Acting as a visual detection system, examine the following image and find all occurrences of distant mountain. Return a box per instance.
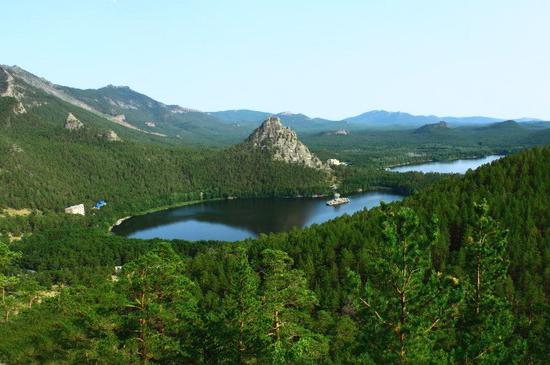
[345,110,502,128]
[414,121,451,134]
[515,117,542,122]
[58,84,250,144]
[479,120,523,131]
[212,109,342,134]
[3,64,544,143]
[345,110,437,127]
[0,64,250,145]
[521,121,550,129]
[245,116,327,170]
[209,110,272,124]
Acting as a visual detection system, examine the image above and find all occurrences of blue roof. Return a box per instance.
[94,200,107,208]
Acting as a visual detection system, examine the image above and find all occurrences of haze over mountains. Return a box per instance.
[1,64,546,146]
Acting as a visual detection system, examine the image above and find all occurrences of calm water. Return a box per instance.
[113,192,403,242]
[389,155,503,174]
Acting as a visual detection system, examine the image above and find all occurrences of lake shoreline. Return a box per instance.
[108,197,226,233]
[384,153,506,170]
[111,191,405,241]
[387,155,504,174]
[108,187,399,234]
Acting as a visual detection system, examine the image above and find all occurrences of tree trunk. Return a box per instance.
[274,310,281,341]
[476,253,481,315]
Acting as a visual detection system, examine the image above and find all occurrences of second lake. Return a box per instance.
[388,155,503,174]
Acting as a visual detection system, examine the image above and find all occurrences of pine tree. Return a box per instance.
[356,207,460,364]
[115,243,201,364]
[220,247,266,363]
[0,240,21,322]
[457,200,526,364]
[259,249,329,364]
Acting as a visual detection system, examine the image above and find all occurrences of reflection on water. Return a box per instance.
[113,192,403,242]
[389,155,503,174]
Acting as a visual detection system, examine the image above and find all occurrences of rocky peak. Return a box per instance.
[64,113,84,130]
[246,116,327,169]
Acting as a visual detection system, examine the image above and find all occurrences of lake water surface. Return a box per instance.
[388,155,503,174]
[113,192,403,242]
[114,155,503,242]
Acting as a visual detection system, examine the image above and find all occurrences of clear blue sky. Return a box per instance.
[2,0,549,120]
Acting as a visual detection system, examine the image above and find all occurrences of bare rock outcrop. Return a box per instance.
[104,130,122,142]
[246,116,327,170]
[64,113,84,130]
[1,66,27,114]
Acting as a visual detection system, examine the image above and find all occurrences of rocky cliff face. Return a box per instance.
[246,116,327,169]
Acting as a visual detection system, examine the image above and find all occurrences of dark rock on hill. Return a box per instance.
[414,121,450,134]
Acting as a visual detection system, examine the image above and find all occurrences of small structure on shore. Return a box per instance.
[65,204,85,216]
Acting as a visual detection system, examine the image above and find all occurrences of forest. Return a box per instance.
[1,146,548,364]
[1,68,549,363]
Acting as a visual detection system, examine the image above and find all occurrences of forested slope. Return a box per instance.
[1,147,548,364]
[0,96,330,214]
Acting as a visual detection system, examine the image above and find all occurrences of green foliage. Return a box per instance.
[456,201,526,364]
[306,123,549,169]
[259,249,329,364]
[355,207,460,364]
[0,239,22,322]
[0,135,548,362]
[115,243,201,363]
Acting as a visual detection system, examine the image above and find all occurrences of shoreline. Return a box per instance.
[108,188,403,234]
[108,197,225,232]
[384,154,505,170]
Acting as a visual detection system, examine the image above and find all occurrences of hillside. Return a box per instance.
[479,119,523,131]
[60,84,250,144]
[3,65,545,145]
[0,92,330,214]
[0,147,547,364]
[0,65,250,145]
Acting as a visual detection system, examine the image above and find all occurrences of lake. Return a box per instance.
[112,192,403,242]
[388,155,503,174]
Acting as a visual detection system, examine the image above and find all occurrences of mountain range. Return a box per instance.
[1,64,547,146]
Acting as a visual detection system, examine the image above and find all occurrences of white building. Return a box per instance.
[327,159,342,166]
[65,204,85,216]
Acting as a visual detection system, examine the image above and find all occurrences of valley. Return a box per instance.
[0,64,549,364]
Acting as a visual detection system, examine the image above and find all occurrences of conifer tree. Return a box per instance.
[356,207,460,364]
[0,239,21,322]
[457,200,526,364]
[259,249,329,364]
[115,243,201,364]
[220,248,266,363]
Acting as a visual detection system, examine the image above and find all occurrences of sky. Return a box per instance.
[2,0,550,120]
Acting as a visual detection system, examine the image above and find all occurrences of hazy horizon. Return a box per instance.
[3,0,549,120]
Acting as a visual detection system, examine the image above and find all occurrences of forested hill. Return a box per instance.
[0,147,548,364]
[0,95,331,215]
